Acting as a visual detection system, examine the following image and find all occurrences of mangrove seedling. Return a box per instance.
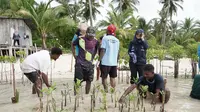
[110,87,115,103]
[160,90,166,112]
[100,88,107,112]
[150,92,156,111]
[41,83,57,112]
[16,51,25,84]
[74,79,82,112]
[140,85,148,110]
[9,56,18,103]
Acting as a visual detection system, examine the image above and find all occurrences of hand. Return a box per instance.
[141,35,145,41]
[118,95,125,104]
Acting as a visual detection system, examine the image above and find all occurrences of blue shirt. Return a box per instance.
[101,35,119,66]
[136,74,164,93]
[72,35,79,56]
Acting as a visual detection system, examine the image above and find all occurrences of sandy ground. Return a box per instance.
[0,54,200,112]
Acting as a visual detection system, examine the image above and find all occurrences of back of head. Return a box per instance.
[78,23,88,31]
[107,24,116,36]
[51,47,62,55]
[86,27,96,37]
[143,64,154,72]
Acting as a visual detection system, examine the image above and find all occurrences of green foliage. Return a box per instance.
[155,47,166,61]
[186,42,198,61]
[41,83,57,95]
[168,43,184,60]
[9,56,17,63]
[140,85,148,97]
[146,49,155,63]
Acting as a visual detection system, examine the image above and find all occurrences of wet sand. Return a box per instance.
[0,54,200,112]
[0,76,200,112]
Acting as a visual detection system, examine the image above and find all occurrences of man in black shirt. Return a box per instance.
[119,64,170,103]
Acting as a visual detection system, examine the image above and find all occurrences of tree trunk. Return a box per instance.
[191,60,197,79]
[42,33,47,49]
[174,60,179,78]
[88,0,93,26]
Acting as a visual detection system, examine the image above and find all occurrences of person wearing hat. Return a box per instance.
[97,24,120,92]
[72,26,99,94]
[128,29,148,84]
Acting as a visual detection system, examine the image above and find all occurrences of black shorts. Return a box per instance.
[74,63,94,82]
[100,65,117,79]
[24,71,40,83]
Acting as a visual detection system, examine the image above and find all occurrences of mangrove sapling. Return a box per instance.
[128,93,136,112]
[10,56,19,103]
[160,91,165,112]
[110,87,115,103]
[61,91,64,111]
[100,88,107,111]
[41,84,57,112]
[140,85,148,111]
[74,79,82,112]
[90,95,94,112]
[150,92,156,111]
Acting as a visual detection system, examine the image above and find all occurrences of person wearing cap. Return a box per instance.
[73,27,99,94]
[128,29,148,84]
[97,24,120,92]
[71,23,88,58]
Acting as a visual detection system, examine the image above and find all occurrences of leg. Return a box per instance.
[109,66,117,89]
[34,76,43,97]
[74,64,83,95]
[100,65,110,92]
[17,40,20,46]
[32,85,36,94]
[137,65,144,78]
[13,40,16,46]
[85,81,91,94]
[129,62,137,84]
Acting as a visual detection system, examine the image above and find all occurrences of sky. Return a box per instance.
[35,0,200,24]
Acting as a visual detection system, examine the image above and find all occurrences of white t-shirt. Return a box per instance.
[21,50,51,74]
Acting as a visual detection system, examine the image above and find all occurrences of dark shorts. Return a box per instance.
[100,65,117,79]
[24,71,40,83]
[74,63,94,82]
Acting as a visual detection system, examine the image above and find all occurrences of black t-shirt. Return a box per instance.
[136,74,164,93]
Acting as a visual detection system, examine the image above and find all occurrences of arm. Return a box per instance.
[72,36,79,58]
[119,84,137,103]
[98,38,106,61]
[142,40,148,50]
[99,48,105,61]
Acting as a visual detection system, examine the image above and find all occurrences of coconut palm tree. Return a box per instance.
[97,4,136,39]
[80,0,102,26]
[55,0,83,22]
[112,0,139,12]
[159,0,183,44]
[18,0,75,48]
[180,18,196,33]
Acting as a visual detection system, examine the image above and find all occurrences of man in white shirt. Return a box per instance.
[21,47,62,97]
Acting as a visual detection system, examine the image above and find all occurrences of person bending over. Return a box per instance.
[119,64,170,103]
[21,47,62,97]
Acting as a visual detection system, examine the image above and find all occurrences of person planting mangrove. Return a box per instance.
[73,27,99,94]
[128,29,148,84]
[96,24,120,92]
[20,47,62,97]
[119,64,170,103]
